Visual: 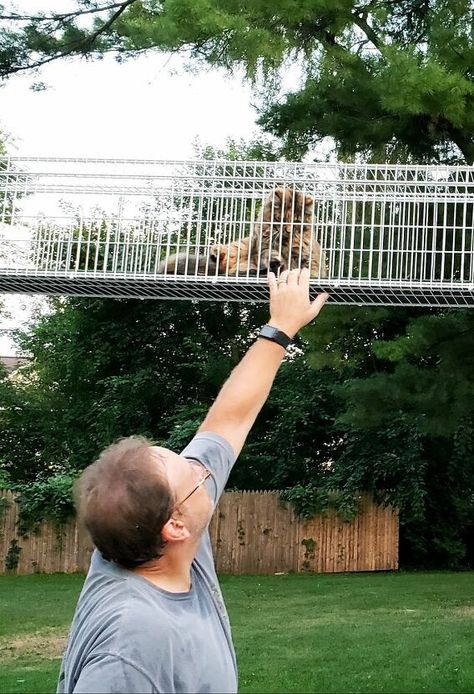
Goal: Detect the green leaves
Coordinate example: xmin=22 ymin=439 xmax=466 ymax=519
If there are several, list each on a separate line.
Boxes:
xmin=0 ymin=295 xmax=268 ymax=479
xmin=1 ymin=0 xmax=473 ymax=159
xmin=378 ymin=47 xmax=474 ymax=129
xmin=300 ymin=300 xmax=474 ymax=568
xmin=280 ymin=484 xmax=359 ymax=521
xmin=14 ymin=474 xmax=76 ymax=536
xmin=336 ymin=311 xmax=474 ymax=437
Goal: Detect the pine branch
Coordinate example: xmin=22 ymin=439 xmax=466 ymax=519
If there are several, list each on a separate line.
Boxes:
xmin=351 ymin=12 xmax=384 ymax=52
xmin=423 ymin=327 xmax=474 ymax=355
xmin=446 ymin=127 xmax=474 ymax=165
xmin=0 ymin=2 xmax=130 ymax=22
xmin=0 ymin=0 xmax=138 ymax=78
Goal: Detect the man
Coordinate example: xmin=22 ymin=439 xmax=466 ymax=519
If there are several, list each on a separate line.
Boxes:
xmin=58 ymin=269 xmax=328 ymax=693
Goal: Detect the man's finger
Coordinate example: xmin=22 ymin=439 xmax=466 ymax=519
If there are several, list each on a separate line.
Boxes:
xmin=287 ymin=268 xmax=300 ymax=286
xmin=298 ymin=267 xmax=310 ymax=288
xmin=308 ymin=292 xmax=329 ymax=320
xmin=278 ymin=269 xmax=290 ymax=287
xmin=268 ymin=271 xmax=277 ymax=299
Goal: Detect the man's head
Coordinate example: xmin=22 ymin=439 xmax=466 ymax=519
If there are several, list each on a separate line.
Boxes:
xmin=74 ymin=437 xmax=213 ymax=570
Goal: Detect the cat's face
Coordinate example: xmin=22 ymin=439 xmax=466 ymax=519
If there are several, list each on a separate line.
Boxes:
xmin=259 ymin=187 xmax=314 ymax=227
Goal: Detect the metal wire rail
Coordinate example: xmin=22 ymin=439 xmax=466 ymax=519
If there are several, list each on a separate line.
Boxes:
xmin=0 ymin=157 xmax=473 ymax=307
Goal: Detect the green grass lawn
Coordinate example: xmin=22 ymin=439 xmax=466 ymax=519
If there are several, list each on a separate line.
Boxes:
xmin=0 ymin=571 xmax=473 ymax=693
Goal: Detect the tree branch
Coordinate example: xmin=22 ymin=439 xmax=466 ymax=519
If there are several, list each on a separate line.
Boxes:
xmin=351 ymin=12 xmax=384 ymax=52
xmin=75 ymin=0 xmax=137 ymax=51
xmin=0 ymin=0 xmax=138 ymax=78
xmin=446 ymin=125 xmax=474 ymax=165
xmin=0 ymin=2 xmax=131 ymax=22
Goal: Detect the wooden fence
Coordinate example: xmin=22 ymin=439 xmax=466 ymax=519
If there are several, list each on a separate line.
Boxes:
xmin=0 ymin=490 xmax=398 ymax=575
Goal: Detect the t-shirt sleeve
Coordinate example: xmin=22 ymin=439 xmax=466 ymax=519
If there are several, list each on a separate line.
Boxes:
xmin=72 ymin=654 xmax=157 ymax=693
xmin=180 ymin=432 xmax=235 ymax=504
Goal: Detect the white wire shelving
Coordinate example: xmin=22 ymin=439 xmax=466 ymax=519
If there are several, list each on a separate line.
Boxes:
xmin=0 ymin=157 xmax=473 ymax=307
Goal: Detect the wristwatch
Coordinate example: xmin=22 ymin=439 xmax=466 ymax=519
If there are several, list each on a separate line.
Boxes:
xmin=258 ymin=324 xmax=292 ymax=350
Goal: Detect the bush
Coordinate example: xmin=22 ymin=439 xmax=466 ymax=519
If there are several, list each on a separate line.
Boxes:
xmin=14 ymin=474 xmax=76 ymax=536
xmin=280 ymin=485 xmax=359 ymax=522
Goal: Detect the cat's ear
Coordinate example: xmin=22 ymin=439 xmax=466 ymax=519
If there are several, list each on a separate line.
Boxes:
xmin=302 ymin=195 xmax=315 ymax=217
xmin=260 ymin=186 xmax=285 ymax=222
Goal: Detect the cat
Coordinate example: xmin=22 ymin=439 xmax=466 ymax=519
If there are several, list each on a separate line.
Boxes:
xmin=158 ymin=187 xmax=327 ymax=278
xmin=210 ymin=187 xmax=327 ymax=277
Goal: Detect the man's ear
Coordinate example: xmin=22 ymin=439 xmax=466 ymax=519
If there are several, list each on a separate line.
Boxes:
xmin=162 ymin=516 xmax=191 ymax=543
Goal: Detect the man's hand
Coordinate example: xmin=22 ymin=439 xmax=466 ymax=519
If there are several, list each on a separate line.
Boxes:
xmin=267 ymin=268 xmax=329 ymax=338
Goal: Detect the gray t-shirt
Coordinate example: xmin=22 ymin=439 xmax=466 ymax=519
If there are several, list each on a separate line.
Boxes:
xmin=58 ymin=432 xmax=237 ymax=694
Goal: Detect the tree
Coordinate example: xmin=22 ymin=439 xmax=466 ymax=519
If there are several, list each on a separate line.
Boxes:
xmin=301 ymin=306 xmax=474 ymax=568
xmin=1 ymin=1 xmax=473 ymax=162
xmin=228 ymin=356 xmax=338 ymax=492
xmin=0 ymin=296 xmax=269 ymax=481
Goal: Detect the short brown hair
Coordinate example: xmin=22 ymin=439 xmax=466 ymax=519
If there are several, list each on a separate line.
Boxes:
xmin=74 ymin=437 xmax=174 ymax=569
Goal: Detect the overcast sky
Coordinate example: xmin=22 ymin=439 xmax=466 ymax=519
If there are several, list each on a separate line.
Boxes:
xmin=1 ymin=53 xmax=260 ymax=159
xmin=0 ymin=5 xmax=269 ymax=354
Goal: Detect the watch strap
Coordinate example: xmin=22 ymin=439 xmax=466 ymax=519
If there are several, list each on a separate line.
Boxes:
xmin=258 ymin=324 xmax=292 ymax=350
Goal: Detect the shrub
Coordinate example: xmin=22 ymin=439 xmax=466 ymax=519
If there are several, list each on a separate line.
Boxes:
xmin=14 ymin=474 xmax=76 ymax=536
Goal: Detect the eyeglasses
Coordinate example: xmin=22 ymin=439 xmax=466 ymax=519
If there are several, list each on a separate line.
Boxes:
xmin=174 ymin=460 xmax=212 ymax=509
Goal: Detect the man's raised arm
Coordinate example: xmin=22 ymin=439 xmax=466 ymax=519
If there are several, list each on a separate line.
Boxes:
xmin=198 ymin=268 xmax=328 ymax=458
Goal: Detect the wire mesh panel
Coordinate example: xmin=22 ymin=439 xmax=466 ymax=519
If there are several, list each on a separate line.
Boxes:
xmin=0 ymin=157 xmax=473 ymax=307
